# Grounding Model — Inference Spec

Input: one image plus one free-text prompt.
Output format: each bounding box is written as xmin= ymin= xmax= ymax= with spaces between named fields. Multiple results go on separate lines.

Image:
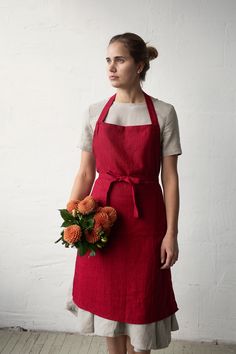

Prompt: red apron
xmin=72 ymin=91 xmax=179 ymax=324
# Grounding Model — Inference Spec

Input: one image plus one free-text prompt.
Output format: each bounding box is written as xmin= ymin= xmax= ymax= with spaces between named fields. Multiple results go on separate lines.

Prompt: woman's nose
xmin=109 ymin=61 xmax=116 ymax=72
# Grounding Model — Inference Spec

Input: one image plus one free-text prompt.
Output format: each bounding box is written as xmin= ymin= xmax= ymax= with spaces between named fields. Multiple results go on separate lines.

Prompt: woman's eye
xmin=106 ymin=58 xmax=125 ymax=64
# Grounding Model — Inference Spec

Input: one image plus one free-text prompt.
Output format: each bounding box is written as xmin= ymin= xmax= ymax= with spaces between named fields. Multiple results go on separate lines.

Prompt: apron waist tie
xmin=99 ymin=171 xmax=158 ymax=218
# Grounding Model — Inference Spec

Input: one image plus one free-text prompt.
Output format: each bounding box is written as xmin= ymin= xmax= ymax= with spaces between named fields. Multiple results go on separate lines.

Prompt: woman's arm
xmin=160 ymin=155 xmax=180 ymax=269
xmin=68 ymin=150 xmax=96 ymax=203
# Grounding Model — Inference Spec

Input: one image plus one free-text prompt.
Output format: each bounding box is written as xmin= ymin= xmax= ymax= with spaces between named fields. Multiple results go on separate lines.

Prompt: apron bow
xmin=99 ymin=171 xmax=157 ymax=218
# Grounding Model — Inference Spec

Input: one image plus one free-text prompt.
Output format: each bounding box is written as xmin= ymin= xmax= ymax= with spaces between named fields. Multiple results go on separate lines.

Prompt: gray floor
xmin=0 ymin=328 xmax=235 ymax=354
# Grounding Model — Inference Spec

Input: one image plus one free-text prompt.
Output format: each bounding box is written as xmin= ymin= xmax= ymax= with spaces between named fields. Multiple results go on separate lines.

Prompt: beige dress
xmin=67 ymin=95 xmax=182 ymax=352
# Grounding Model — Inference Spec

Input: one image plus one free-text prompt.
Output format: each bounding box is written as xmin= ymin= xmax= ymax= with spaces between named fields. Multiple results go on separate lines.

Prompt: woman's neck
xmin=114 ymin=86 xmax=145 ymax=103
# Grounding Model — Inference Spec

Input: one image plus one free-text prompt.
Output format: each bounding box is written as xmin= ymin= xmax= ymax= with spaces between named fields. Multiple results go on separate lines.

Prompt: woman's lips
xmin=109 ymin=76 xmax=119 ymax=80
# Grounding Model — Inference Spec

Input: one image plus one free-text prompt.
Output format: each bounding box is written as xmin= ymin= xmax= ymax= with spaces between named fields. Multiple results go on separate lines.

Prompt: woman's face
xmin=106 ymin=41 xmax=141 ymax=89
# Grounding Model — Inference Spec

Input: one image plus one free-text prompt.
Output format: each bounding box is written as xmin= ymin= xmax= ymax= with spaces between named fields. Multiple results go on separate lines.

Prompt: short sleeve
xmin=76 ymin=106 xmax=93 ymax=152
xmin=162 ymin=105 xmax=182 ymax=156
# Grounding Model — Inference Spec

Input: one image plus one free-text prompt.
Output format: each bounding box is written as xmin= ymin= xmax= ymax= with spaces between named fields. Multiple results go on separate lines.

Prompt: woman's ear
xmin=137 ymin=62 xmax=145 ymax=74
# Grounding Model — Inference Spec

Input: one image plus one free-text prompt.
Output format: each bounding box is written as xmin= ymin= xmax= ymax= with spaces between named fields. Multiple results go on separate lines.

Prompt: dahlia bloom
xmin=77 ymin=195 xmax=97 ymax=215
xmin=64 ymin=225 xmax=82 ymax=244
xmin=94 ymin=211 xmax=111 ymax=231
xmin=66 ymin=200 xmax=81 ymax=213
xmin=99 ymin=206 xmax=117 ymax=224
xmin=84 ymin=229 xmax=101 ymax=244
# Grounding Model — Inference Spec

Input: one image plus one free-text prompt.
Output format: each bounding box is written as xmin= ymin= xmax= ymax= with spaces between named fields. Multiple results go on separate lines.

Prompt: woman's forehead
xmin=107 ymin=42 xmax=129 ymax=56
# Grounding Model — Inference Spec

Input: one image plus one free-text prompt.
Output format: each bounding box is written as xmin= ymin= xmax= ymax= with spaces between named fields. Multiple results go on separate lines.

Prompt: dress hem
xmin=66 ymin=299 xmax=179 ymax=351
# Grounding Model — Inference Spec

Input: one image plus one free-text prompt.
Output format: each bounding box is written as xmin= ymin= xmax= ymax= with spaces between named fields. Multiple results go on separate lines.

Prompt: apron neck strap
xmin=98 ymin=90 xmax=158 ymax=125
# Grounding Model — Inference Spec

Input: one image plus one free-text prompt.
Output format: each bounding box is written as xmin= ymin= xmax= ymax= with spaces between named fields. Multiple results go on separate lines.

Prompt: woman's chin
xmin=110 ymin=82 xmax=120 ymax=87
xmin=110 ymin=81 xmax=124 ymax=89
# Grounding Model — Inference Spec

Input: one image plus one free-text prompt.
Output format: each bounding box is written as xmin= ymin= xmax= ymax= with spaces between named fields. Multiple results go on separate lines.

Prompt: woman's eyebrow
xmin=105 ymin=56 xmax=127 ymax=60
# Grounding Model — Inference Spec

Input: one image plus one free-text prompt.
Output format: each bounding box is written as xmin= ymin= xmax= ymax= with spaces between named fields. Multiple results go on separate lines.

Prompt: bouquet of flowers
xmin=55 ymin=195 xmax=117 ymax=256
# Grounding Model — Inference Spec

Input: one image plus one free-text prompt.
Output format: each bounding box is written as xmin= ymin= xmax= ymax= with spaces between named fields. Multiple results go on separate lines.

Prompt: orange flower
xmin=99 ymin=206 xmax=117 ymax=225
xmin=94 ymin=211 xmax=111 ymax=231
xmin=64 ymin=225 xmax=82 ymax=244
xmin=84 ymin=229 xmax=101 ymax=244
xmin=66 ymin=200 xmax=81 ymax=213
xmin=77 ymin=195 xmax=97 ymax=215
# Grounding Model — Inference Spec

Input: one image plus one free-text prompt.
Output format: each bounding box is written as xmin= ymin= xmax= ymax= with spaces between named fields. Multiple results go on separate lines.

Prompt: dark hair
xmin=108 ymin=32 xmax=158 ymax=82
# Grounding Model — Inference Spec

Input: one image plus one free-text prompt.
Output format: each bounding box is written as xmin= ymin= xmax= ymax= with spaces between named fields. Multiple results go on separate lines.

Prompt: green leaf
xmin=74 ymin=239 xmax=82 ymax=248
xmin=88 ymin=243 xmax=96 ymax=251
xmin=89 ymin=249 xmax=96 ymax=256
xmin=59 ymin=209 xmax=76 ymax=222
xmin=86 ymin=217 xmax=95 ymax=230
xmin=77 ymin=242 xmax=87 ymax=256
xmin=61 ymin=220 xmax=75 ymax=227
xmin=77 ymin=213 xmax=84 ymax=221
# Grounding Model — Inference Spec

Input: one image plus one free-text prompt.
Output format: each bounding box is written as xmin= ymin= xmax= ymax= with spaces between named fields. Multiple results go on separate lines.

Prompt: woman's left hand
xmin=160 ymin=233 xmax=179 ymax=269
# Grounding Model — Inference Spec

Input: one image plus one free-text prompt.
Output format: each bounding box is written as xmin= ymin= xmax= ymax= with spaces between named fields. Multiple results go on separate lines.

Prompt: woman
xmin=67 ymin=32 xmax=182 ymax=354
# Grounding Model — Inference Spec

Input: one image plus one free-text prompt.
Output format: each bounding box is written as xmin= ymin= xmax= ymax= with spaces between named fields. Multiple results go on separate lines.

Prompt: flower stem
xmin=54 ymin=236 xmax=63 ymax=243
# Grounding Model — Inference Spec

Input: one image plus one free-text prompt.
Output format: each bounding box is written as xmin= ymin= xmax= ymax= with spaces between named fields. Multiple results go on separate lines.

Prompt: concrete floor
xmin=0 ymin=328 xmax=235 ymax=354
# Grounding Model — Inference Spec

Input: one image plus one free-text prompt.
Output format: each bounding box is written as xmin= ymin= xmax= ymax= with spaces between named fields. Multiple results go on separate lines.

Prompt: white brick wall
xmin=0 ymin=0 xmax=235 ymax=343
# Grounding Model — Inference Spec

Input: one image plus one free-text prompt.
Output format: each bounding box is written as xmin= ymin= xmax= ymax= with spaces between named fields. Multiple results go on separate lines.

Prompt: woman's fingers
xmin=160 ymin=249 xmax=179 ymax=269
xmin=170 ymin=256 xmax=177 ymax=267
xmin=160 ymin=251 xmax=173 ymax=269
xmin=160 ymin=246 xmax=166 ymax=264
xmin=160 ymin=236 xmax=179 ymax=269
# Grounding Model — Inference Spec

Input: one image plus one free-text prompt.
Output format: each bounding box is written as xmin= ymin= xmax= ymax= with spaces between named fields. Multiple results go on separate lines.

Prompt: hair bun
xmin=146 ymin=46 xmax=158 ymax=61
